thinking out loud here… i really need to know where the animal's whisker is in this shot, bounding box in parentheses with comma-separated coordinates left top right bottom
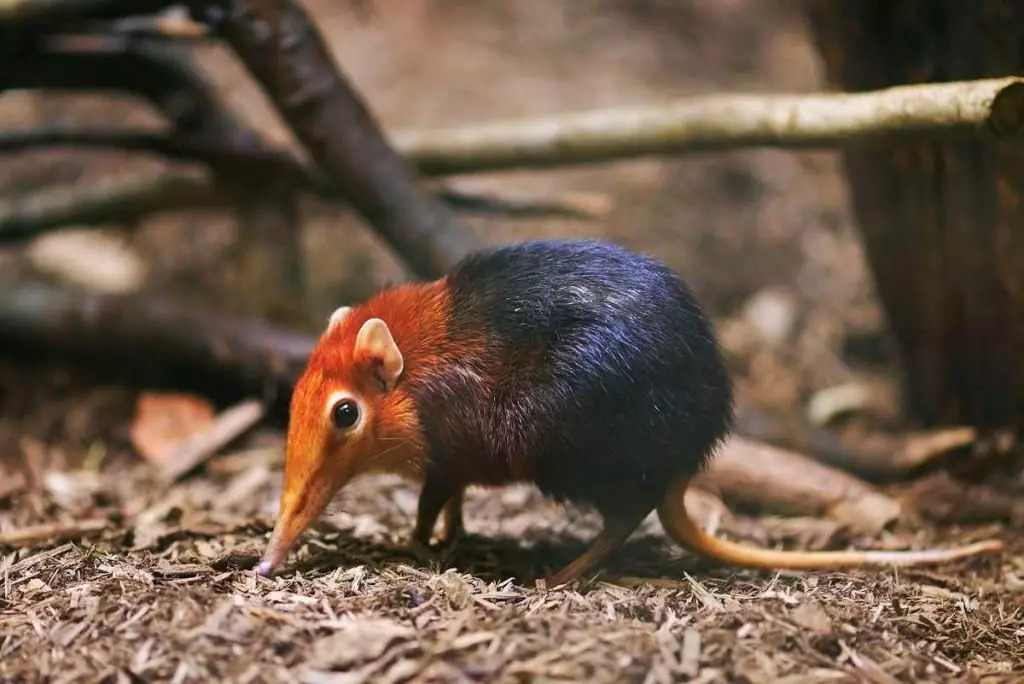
(371, 441, 410, 461)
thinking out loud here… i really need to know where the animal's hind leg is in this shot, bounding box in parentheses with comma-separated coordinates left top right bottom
(545, 504, 653, 587)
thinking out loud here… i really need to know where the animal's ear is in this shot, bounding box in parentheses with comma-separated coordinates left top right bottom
(327, 305, 351, 330)
(353, 317, 404, 391)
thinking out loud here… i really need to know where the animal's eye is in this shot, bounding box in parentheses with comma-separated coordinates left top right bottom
(331, 399, 360, 430)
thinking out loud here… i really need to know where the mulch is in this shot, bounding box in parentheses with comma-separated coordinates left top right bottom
(1, 363, 1022, 684)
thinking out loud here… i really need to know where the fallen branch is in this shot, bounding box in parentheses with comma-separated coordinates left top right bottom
(12, 76, 1020, 181)
(694, 435, 903, 535)
(733, 407, 978, 482)
(0, 518, 109, 547)
(391, 77, 1024, 175)
(213, 0, 480, 279)
(0, 278, 314, 415)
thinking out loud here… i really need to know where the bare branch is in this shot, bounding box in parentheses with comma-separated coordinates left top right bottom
(0, 125, 327, 193)
(0, 0, 173, 28)
(0, 518, 109, 548)
(733, 407, 977, 483)
(0, 171, 219, 239)
(212, 0, 480, 279)
(0, 36, 228, 131)
(0, 172, 600, 244)
(391, 77, 1024, 175)
(695, 436, 902, 535)
(0, 126, 599, 212)
(434, 184, 611, 220)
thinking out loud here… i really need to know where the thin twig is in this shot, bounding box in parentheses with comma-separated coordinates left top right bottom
(0, 171, 219, 240)
(0, 125, 607, 218)
(1, 36, 229, 132)
(0, 0, 174, 29)
(0, 519, 109, 548)
(0, 126, 329, 193)
(159, 398, 266, 482)
(0, 169, 602, 243)
(434, 185, 611, 220)
(96, 14, 211, 41)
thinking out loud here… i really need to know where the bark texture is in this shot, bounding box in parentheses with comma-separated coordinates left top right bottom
(805, 1, 1024, 432)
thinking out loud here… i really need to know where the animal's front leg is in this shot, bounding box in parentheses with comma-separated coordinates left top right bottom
(436, 486, 465, 546)
(408, 475, 460, 562)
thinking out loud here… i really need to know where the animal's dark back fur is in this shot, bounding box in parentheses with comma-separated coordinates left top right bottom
(407, 239, 734, 514)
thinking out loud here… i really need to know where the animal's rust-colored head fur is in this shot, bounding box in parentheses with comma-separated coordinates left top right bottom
(257, 281, 450, 576)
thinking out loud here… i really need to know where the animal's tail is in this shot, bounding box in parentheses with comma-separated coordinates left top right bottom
(657, 476, 1003, 570)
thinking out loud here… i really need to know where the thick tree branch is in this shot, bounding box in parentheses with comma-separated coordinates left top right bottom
(391, 77, 1024, 175)
(733, 407, 977, 482)
(0, 279, 313, 414)
(210, 0, 480, 279)
(695, 436, 902, 534)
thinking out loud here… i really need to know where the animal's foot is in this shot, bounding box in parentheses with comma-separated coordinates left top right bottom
(434, 525, 465, 550)
(407, 538, 438, 565)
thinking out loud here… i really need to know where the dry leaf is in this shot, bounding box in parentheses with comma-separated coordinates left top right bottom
(129, 392, 215, 466)
(308, 618, 416, 670)
(790, 599, 833, 636)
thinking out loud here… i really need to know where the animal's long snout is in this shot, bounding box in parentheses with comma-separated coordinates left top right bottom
(256, 465, 336, 577)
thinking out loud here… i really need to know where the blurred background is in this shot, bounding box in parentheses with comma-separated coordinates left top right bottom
(0, 0, 883, 427)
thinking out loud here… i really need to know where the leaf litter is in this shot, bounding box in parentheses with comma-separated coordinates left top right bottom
(1, 362, 1023, 684)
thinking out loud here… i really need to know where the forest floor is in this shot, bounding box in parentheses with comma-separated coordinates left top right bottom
(2, 0, 1024, 682)
(0, 361, 1021, 683)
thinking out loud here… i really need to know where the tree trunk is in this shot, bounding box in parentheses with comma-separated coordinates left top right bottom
(803, 1, 1024, 433)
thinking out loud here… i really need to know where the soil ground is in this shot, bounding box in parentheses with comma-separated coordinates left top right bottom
(2, 1, 1023, 682)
